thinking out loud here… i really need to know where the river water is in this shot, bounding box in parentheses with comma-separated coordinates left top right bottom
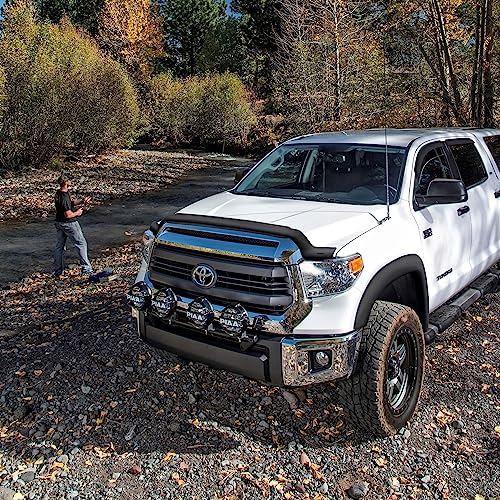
(0, 163, 239, 287)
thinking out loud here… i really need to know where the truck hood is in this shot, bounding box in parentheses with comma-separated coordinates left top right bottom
(178, 192, 386, 252)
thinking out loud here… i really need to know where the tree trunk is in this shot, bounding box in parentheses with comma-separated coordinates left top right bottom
(431, 0, 466, 125)
(483, 0, 495, 127)
(471, 1, 481, 126)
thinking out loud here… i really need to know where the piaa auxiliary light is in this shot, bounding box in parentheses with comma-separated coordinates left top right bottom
(127, 282, 253, 339)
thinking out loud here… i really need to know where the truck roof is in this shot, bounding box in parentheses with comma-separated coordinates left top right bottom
(284, 128, 500, 148)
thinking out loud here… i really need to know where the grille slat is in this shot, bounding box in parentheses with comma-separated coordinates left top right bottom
(149, 244, 293, 314)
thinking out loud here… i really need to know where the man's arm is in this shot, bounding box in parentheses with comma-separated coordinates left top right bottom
(64, 208, 83, 219)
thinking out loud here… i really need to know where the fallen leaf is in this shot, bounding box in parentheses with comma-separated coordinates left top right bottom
(94, 447, 111, 459)
(300, 451, 310, 467)
(192, 418, 201, 428)
(164, 451, 176, 463)
(170, 471, 186, 486)
(436, 409, 456, 426)
(374, 456, 388, 467)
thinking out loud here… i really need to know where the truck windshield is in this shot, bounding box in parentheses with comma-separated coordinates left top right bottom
(234, 143, 407, 205)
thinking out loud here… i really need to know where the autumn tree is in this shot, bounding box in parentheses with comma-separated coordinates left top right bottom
(160, 0, 225, 76)
(272, 0, 382, 132)
(98, 0, 164, 80)
(469, 0, 497, 127)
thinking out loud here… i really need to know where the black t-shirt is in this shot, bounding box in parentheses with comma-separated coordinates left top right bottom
(55, 191, 75, 223)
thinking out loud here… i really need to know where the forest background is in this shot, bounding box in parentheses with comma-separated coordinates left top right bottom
(0, 0, 498, 171)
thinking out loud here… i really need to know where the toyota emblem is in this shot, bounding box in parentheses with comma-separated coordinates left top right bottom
(192, 264, 217, 289)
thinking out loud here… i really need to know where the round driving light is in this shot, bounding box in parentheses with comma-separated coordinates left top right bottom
(186, 297, 214, 329)
(126, 282, 151, 311)
(219, 304, 249, 337)
(151, 288, 177, 319)
(315, 351, 331, 368)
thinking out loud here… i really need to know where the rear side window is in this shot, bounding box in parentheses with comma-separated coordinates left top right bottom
(447, 142, 488, 188)
(484, 135, 500, 167)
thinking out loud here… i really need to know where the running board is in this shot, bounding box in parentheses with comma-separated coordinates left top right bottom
(424, 271, 500, 345)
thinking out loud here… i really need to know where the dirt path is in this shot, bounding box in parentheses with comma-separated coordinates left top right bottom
(0, 164, 236, 287)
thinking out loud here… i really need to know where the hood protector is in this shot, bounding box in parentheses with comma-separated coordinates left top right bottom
(164, 213, 337, 261)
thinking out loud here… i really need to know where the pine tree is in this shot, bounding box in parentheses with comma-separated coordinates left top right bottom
(34, 0, 103, 34)
(98, 0, 164, 80)
(160, 0, 225, 76)
(230, 0, 281, 94)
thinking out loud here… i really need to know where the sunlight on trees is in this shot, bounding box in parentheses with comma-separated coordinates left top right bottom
(98, 0, 164, 79)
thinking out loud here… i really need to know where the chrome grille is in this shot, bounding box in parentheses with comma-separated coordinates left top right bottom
(149, 245, 293, 314)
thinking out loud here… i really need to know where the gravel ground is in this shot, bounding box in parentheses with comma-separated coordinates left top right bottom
(0, 244, 499, 500)
(0, 150, 219, 222)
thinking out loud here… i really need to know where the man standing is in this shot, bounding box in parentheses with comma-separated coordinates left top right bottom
(54, 174, 93, 277)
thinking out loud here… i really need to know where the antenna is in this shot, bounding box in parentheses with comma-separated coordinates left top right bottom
(383, 34, 390, 222)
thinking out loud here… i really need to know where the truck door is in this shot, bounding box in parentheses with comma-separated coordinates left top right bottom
(446, 137, 500, 279)
(411, 142, 472, 312)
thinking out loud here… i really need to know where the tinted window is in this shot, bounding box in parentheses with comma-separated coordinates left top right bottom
(448, 142, 488, 188)
(484, 135, 500, 168)
(415, 147, 454, 196)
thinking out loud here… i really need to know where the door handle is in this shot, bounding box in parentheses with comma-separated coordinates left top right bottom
(457, 206, 470, 216)
(495, 190, 500, 198)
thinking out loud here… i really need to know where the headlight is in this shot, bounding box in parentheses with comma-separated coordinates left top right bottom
(299, 254, 364, 298)
(142, 229, 155, 262)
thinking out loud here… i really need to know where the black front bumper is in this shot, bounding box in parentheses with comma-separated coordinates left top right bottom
(137, 312, 361, 387)
(138, 312, 285, 386)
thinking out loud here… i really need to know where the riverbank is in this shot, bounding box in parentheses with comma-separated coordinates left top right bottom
(0, 149, 248, 223)
(0, 163, 235, 287)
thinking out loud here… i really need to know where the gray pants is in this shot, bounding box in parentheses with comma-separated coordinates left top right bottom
(54, 221, 93, 275)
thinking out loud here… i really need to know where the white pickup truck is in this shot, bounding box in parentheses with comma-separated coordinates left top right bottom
(128, 128, 500, 436)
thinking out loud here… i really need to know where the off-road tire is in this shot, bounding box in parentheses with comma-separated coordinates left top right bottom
(338, 301, 425, 436)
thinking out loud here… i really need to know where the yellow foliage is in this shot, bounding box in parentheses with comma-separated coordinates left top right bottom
(149, 72, 256, 148)
(98, 0, 164, 79)
(0, 3, 139, 170)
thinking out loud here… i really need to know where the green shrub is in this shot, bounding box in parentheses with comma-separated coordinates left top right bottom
(0, 3, 139, 171)
(149, 72, 256, 149)
(149, 73, 199, 143)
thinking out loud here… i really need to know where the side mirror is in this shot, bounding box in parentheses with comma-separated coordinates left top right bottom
(416, 179, 467, 208)
(149, 220, 164, 235)
(234, 166, 252, 185)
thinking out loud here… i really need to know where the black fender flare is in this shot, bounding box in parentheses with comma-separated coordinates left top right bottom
(354, 255, 429, 330)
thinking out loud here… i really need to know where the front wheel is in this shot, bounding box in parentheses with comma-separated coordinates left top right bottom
(338, 301, 425, 436)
